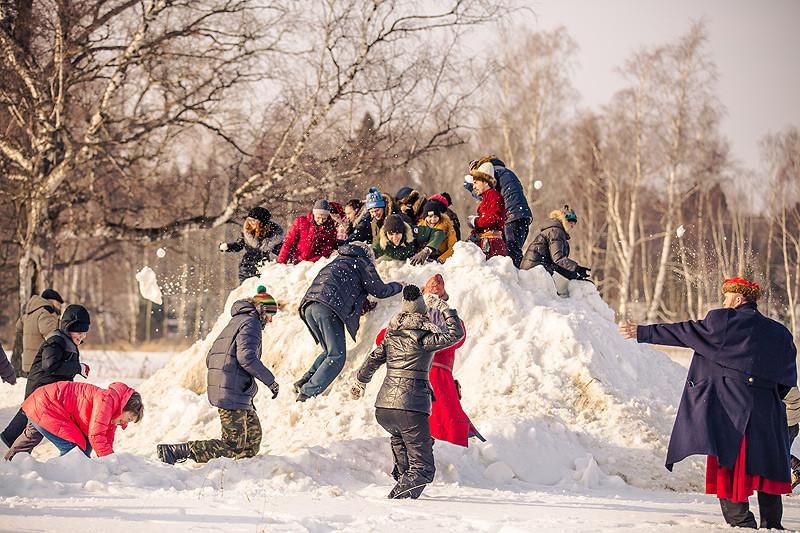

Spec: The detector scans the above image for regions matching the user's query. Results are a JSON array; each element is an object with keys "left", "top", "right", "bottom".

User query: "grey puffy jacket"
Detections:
[
  {"left": 356, "top": 309, "right": 464, "bottom": 414},
  {"left": 206, "top": 300, "right": 276, "bottom": 411},
  {"left": 520, "top": 218, "right": 578, "bottom": 273}
]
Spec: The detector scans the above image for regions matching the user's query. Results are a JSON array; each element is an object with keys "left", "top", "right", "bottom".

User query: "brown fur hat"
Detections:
[{"left": 721, "top": 277, "right": 762, "bottom": 302}]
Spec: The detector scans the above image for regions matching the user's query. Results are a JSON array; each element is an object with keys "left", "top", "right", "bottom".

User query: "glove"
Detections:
[
  {"left": 218, "top": 242, "right": 228, "bottom": 252},
  {"left": 575, "top": 266, "right": 591, "bottom": 279},
  {"left": 361, "top": 299, "right": 378, "bottom": 316},
  {"left": 423, "top": 293, "right": 450, "bottom": 313},
  {"left": 350, "top": 380, "right": 366, "bottom": 400},
  {"left": 409, "top": 247, "right": 432, "bottom": 266},
  {"left": 2, "top": 374, "right": 16, "bottom": 385},
  {"left": 464, "top": 174, "right": 474, "bottom": 184},
  {"left": 268, "top": 381, "right": 279, "bottom": 399},
  {"left": 79, "top": 363, "right": 90, "bottom": 379},
  {"left": 467, "top": 215, "right": 477, "bottom": 229}
]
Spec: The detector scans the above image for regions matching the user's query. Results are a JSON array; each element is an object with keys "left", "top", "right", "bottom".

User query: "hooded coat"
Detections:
[
  {"left": 520, "top": 212, "right": 578, "bottom": 274},
  {"left": 637, "top": 302, "right": 797, "bottom": 482},
  {"left": 25, "top": 305, "right": 89, "bottom": 397},
  {"left": 22, "top": 381, "right": 136, "bottom": 457},
  {"left": 206, "top": 300, "right": 276, "bottom": 411},
  {"left": 417, "top": 214, "right": 458, "bottom": 262},
  {"left": 277, "top": 212, "right": 338, "bottom": 264},
  {"left": 372, "top": 221, "right": 446, "bottom": 262},
  {"left": 224, "top": 221, "right": 285, "bottom": 281},
  {"left": 19, "top": 294, "right": 60, "bottom": 372},
  {"left": 300, "top": 243, "right": 402, "bottom": 340}
]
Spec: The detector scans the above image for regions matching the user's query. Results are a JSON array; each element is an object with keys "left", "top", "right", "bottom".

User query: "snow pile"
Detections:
[
  {"left": 111, "top": 242, "right": 700, "bottom": 495},
  {"left": 136, "top": 266, "right": 163, "bottom": 305}
]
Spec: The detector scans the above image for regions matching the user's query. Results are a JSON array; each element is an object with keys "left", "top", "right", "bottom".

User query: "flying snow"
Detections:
[{"left": 135, "top": 266, "right": 163, "bottom": 305}]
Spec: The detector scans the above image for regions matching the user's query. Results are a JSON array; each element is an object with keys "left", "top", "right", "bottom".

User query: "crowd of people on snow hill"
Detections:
[{"left": 4, "top": 153, "right": 800, "bottom": 525}]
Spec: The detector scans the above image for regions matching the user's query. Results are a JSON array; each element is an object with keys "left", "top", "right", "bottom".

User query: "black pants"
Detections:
[
  {"left": 504, "top": 218, "right": 530, "bottom": 269},
  {"left": 375, "top": 407, "right": 435, "bottom": 497},
  {"left": 1, "top": 409, "right": 29, "bottom": 447},
  {"left": 719, "top": 492, "right": 783, "bottom": 529}
]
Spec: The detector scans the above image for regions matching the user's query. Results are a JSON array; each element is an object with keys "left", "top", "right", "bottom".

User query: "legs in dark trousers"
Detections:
[
  {"left": 1, "top": 409, "right": 29, "bottom": 447},
  {"left": 504, "top": 218, "right": 531, "bottom": 269},
  {"left": 719, "top": 493, "right": 783, "bottom": 530},
  {"left": 376, "top": 407, "right": 435, "bottom": 499},
  {"left": 299, "top": 303, "right": 347, "bottom": 398}
]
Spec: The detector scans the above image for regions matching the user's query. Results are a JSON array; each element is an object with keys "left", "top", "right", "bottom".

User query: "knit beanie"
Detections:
[
  {"left": 247, "top": 206, "right": 271, "bottom": 225},
  {"left": 721, "top": 277, "right": 761, "bottom": 302},
  {"left": 422, "top": 273, "right": 449, "bottom": 301},
  {"left": 364, "top": 187, "right": 386, "bottom": 209},
  {"left": 429, "top": 193, "right": 450, "bottom": 207},
  {"left": 312, "top": 199, "right": 331, "bottom": 217},
  {"left": 41, "top": 288, "right": 64, "bottom": 304},
  {"left": 401, "top": 285, "right": 427, "bottom": 315},
  {"left": 422, "top": 200, "right": 445, "bottom": 218},
  {"left": 383, "top": 214, "right": 406, "bottom": 235},
  {"left": 395, "top": 187, "right": 413, "bottom": 201},
  {"left": 253, "top": 285, "right": 278, "bottom": 314}
]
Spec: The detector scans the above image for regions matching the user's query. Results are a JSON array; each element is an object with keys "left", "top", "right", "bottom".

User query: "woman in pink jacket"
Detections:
[{"left": 5, "top": 381, "right": 143, "bottom": 460}]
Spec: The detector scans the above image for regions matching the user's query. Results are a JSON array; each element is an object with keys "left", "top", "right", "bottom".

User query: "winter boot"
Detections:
[
  {"left": 293, "top": 377, "right": 310, "bottom": 394},
  {"left": 296, "top": 392, "right": 309, "bottom": 402},
  {"left": 157, "top": 443, "right": 190, "bottom": 465}
]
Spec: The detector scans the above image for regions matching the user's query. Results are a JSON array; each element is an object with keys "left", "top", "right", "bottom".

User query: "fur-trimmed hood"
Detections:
[
  {"left": 378, "top": 219, "right": 414, "bottom": 249},
  {"left": 387, "top": 311, "right": 441, "bottom": 334},
  {"left": 548, "top": 210, "right": 571, "bottom": 235}
]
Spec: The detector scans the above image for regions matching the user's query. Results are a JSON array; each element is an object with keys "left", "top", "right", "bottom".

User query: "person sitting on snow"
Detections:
[
  {"left": 416, "top": 200, "right": 458, "bottom": 263},
  {"left": 1, "top": 304, "right": 91, "bottom": 450},
  {"left": 520, "top": 205, "right": 591, "bottom": 281},
  {"left": 219, "top": 206, "right": 284, "bottom": 283},
  {"left": 5, "top": 381, "right": 143, "bottom": 460},
  {"left": 351, "top": 284, "right": 464, "bottom": 499},
  {"left": 277, "top": 199, "right": 338, "bottom": 264},
  {"left": 294, "top": 242, "right": 402, "bottom": 401},
  {"left": 347, "top": 187, "right": 395, "bottom": 244},
  {"left": 157, "top": 286, "right": 280, "bottom": 464},
  {"left": 372, "top": 214, "right": 445, "bottom": 265}
]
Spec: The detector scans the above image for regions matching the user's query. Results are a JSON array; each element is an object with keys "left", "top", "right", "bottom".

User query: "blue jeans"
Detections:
[
  {"left": 300, "top": 303, "right": 347, "bottom": 397},
  {"left": 504, "top": 218, "right": 531, "bottom": 269},
  {"left": 31, "top": 421, "right": 92, "bottom": 457}
]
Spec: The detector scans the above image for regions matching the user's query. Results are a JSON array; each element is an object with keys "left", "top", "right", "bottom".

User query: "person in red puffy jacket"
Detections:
[
  {"left": 4, "top": 381, "right": 143, "bottom": 460},
  {"left": 465, "top": 161, "right": 507, "bottom": 259},
  {"left": 277, "top": 199, "right": 338, "bottom": 264}
]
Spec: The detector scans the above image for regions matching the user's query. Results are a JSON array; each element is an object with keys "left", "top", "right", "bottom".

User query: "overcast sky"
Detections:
[{"left": 527, "top": 0, "right": 799, "bottom": 171}]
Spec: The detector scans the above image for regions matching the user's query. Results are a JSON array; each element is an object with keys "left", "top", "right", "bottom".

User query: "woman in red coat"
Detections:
[
  {"left": 374, "top": 274, "right": 483, "bottom": 447},
  {"left": 277, "top": 199, "right": 338, "bottom": 264},
  {"left": 5, "top": 381, "right": 143, "bottom": 459},
  {"left": 466, "top": 161, "right": 507, "bottom": 259}
]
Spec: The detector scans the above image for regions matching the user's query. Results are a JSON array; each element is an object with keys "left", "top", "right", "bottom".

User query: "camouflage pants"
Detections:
[{"left": 187, "top": 408, "right": 262, "bottom": 463}]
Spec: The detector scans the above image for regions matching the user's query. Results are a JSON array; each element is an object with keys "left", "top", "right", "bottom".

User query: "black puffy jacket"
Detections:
[
  {"left": 206, "top": 300, "right": 275, "bottom": 410},
  {"left": 301, "top": 243, "right": 402, "bottom": 340},
  {"left": 520, "top": 218, "right": 578, "bottom": 274},
  {"left": 356, "top": 309, "right": 464, "bottom": 414}
]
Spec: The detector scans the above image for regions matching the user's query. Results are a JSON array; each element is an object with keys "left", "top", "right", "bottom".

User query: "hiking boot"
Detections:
[
  {"left": 157, "top": 443, "right": 190, "bottom": 465},
  {"left": 296, "top": 393, "right": 310, "bottom": 402}
]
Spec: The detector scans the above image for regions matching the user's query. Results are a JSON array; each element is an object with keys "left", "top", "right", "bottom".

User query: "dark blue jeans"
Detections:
[
  {"left": 504, "top": 218, "right": 531, "bottom": 269},
  {"left": 300, "top": 303, "right": 347, "bottom": 397}
]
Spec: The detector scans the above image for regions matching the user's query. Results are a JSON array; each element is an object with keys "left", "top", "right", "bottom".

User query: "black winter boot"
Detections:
[{"left": 157, "top": 443, "right": 191, "bottom": 465}]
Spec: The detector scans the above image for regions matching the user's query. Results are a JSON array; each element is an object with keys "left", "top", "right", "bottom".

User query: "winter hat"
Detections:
[
  {"left": 364, "top": 187, "right": 386, "bottom": 209},
  {"left": 41, "top": 288, "right": 64, "bottom": 304},
  {"left": 422, "top": 273, "right": 449, "bottom": 301},
  {"left": 721, "top": 277, "right": 762, "bottom": 302},
  {"left": 401, "top": 285, "right": 427, "bottom": 315},
  {"left": 253, "top": 285, "right": 278, "bottom": 314},
  {"left": 312, "top": 199, "right": 331, "bottom": 217},
  {"left": 383, "top": 214, "right": 406, "bottom": 235},
  {"left": 562, "top": 204, "right": 578, "bottom": 223},
  {"left": 247, "top": 206, "right": 272, "bottom": 225},
  {"left": 329, "top": 201, "right": 345, "bottom": 217},
  {"left": 395, "top": 187, "right": 414, "bottom": 201},
  {"left": 422, "top": 200, "right": 445, "bottom": 218},
  {"left": 470, "top": 161, "right": 496, "bottom": 187},
  {"left": 429, "top": 193, "right": 450, "bottom": 207},
  {"left": 61, "top": 304, "right": 91, "bottom": 333}
]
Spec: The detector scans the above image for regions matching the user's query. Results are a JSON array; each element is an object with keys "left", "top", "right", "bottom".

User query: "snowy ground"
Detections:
[{"left": 1, "top": 244, "right": 798, "bottom": 532}]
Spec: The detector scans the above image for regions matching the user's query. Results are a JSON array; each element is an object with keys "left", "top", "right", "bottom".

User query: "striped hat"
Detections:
[{"left": 253, "top": 285, "right": 278, "bottom": 314}]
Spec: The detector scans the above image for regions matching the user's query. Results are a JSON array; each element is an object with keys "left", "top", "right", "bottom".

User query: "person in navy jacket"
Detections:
[{"left": 620, "top": 277, "right": 797, "bottom": 529}]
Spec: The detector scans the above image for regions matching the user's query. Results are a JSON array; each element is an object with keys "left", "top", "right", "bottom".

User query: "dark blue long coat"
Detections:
[
  {"left": 637, "top": 302, "right": 797, "bottom": 481},
  {"left": 463, "top": 159, "right": 532, "bottom": 223},
  {"left": 300, "top": 244, "right": 402, "bottom": 340}
]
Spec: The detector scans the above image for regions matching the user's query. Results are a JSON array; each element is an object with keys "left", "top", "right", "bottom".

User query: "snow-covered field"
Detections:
[{"left": 1, "top": 243, "right": 798, "bottom": 532}]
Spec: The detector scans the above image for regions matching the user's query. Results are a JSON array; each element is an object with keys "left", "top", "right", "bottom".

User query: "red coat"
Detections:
[
  {"left": 277, "top": 213, "right": 337, "bottom": 264},
  {"left": 472, "top": 189, "right": 507, "bottom": 259},
  {"left": 376, "top": 322, "right": 480, "bottom": 446},
  {"left": 22, "top": 381, "right": 135, "bottom": 457}
]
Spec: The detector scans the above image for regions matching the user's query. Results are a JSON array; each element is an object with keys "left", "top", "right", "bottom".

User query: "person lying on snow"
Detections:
[
  {"left": 351, "top": 284, "right": 464, "bottom": 499},
  {"left": 157, "top": 286, "right": 280, "bottom": 464},
  {"left": 372, "top": 214, "right": 445, "bottom": 265},
  {"left": 4, "top": 381, "right": 143, "bottom": 460}
]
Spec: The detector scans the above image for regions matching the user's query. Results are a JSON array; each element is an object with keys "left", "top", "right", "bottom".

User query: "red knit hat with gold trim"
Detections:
[{"left": 721, "top": 277, "right": 761, "bottom": 302}]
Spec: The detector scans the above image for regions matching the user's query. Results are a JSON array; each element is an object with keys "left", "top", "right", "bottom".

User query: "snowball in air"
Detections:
[
  {"left": 533, "top": 180, "right": 543, "bottom": 190},
  {"left": 136, "top": 267, "right": 163, "bottom": 305},
  {"left": 676, "top": 225, "right": 686, "bottom": 238},
  {"left": 156, "top": 248, "right": 167, "bottom": 258}
]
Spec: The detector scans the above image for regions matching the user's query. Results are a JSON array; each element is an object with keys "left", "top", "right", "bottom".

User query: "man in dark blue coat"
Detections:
[
  {"left": 156, "top": 286, "right": 280, "bottom": 464},
  {"left": 464, "top": 156, "right": 532, "bottom": 268},
  {"left": 621, "top": 277, "right": 797, "bottom": 529},
  {"left": 294, "top": 242, "right": 402, "bottom": 401}
]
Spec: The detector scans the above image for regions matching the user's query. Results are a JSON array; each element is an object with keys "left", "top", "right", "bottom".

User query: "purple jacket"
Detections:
[{"left": 637, "top": 302, "right": 797, "bottom": 481}]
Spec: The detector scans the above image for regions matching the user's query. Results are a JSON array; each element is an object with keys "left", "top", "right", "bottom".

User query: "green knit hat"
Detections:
[{"left": 253, "top": 285, "right": 278, "bottom": 314}]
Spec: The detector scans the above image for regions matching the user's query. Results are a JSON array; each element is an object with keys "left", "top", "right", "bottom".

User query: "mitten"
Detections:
[{"left": 350, "top": 380, "right": 366, "bottom": 400}]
